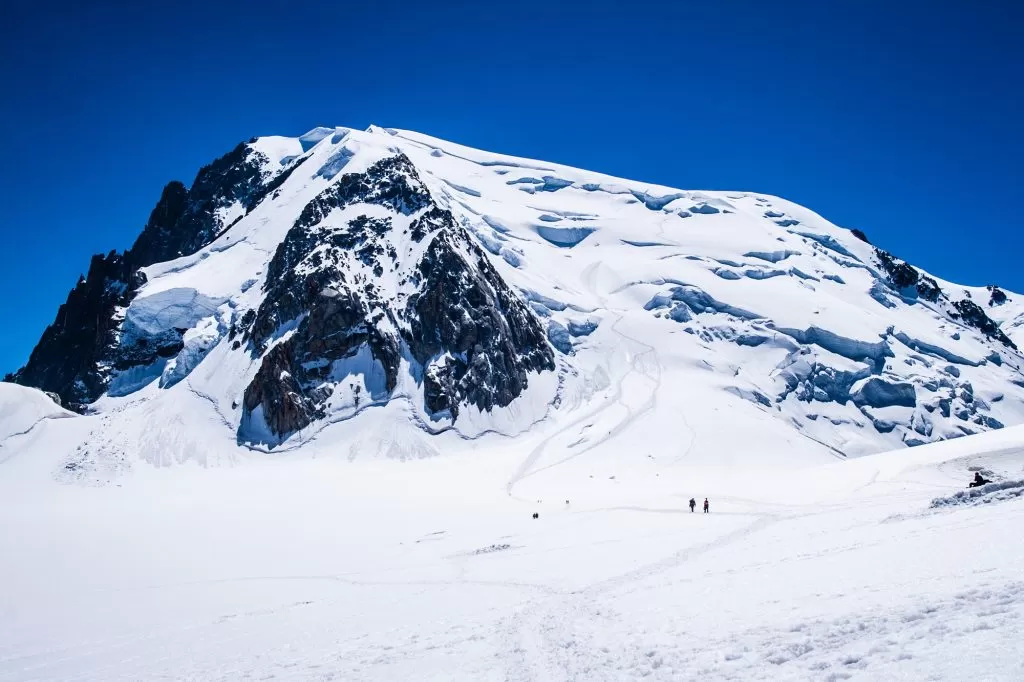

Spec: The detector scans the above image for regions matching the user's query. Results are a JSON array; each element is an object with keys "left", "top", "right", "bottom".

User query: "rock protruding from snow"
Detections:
[
  {"left": 10, "top": 138, "right": 292, "bottom": 410},
  {"left": 239, "top": 154, "right": 554, "bottom": 443}
]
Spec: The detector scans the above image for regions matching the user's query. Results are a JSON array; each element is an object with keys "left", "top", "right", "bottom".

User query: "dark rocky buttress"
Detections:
[
  {"left": 239, "top": 154, "right": 554, "bottom": 441},
  {"left": 407, "top": 229, "right": 555, "bottom": 417},
  {"left": 873, "top": 247, "right": 1015, "bottom": 350},
  {"left": 6, "top": 252, "right": 135, "bottom": 411},
  {"left": 9, "top": 140, "right": 285, "bottom": 410}
]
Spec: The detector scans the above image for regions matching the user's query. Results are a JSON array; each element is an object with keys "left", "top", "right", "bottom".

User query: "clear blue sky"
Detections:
[{"left": 1, "top": 0, "right": 1021, "bottom": 374}]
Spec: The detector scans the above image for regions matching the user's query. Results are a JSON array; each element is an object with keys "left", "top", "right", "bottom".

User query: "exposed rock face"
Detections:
[
  {"left": 10, "top": 140, "right": 287, "bottom": 410},
  {"left": 875, "top": 248, "right": 940, "bottom": 301},
  {"left": 126, "top": 181, "right": 191, "bottom": 266},
  {"left": 9, "top": 252, "right": 134, "bottom": 411},
  {"left": 406, "top": 227, "right": 554, "bottom": 417},
  {"left": 241, "top": 343, "right": 314, "bottom": 438},
  {"left": 874, "top": 247, "right": 1014, "bottom": 349},
  {"left": 953, "top": 299, "right": 1016, "bottom": 349},
  {"left": 293, "top": 154, "right": 432, "bottom": 225},
  {"left": 129, "top": 141, "right": 278, "bottom": 266},
  {"left": 239, "top": 154, "right": 554, "bottom": 441},
  {"left": 850, "top": 228, "right": 870, "bottom": 243}
]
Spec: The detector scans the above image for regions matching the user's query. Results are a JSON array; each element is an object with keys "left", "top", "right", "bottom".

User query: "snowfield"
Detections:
[{"left": 1, "top": 384, "right": 1023, "bottom": 680}]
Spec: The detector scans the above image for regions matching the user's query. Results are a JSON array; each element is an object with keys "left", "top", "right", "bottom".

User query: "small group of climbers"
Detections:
[{"left": 688, "top": 497, "right": 710, "bottom": 513}]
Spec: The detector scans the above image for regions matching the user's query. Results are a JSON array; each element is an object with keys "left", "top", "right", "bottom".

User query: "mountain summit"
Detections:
[{"left": 8, "top": 125, "right": 1024, "bottom": 462}]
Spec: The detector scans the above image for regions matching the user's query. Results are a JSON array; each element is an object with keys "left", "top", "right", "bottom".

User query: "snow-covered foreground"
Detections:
[{"left": 2, "top": 413, "right": 1023, "bottom": 681}]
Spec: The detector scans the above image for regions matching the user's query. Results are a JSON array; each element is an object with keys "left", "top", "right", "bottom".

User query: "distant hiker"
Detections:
[
  {"left": 532, "top": 512, "right": 539, "bottom": 519},
  {"left": 969, "top": 472, "right": 991, "bottom": 488},
  {"left": 689, "top": 498, "right": 696, "bottom": 513},
  {"left": 703, "top": 498, "right": 710, "bottom": 514}
]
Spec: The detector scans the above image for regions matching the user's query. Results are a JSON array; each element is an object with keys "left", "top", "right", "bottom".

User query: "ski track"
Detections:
[
  {"left": 495, "top": 496, "right": 1024, "bottom": 681},
  {"left": 506, "top": 261, "right": 664, "bottom": 499},
  {"left": 498, "top": 512, "right": 783, "bottom": 680}
]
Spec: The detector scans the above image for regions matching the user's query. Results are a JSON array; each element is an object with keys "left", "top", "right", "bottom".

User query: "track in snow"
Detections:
[{"left": 506, "top": 261, "right": 666, "bottom": 498}]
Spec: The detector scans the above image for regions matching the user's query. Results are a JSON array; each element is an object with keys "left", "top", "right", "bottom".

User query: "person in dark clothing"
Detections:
[
  {"left": 703, "top": 498, "right": 710, "bottom": 513},
  {"left": 969, "top": 472, "right": 991, "bottom": 488},
  {"left": 689, "top": 498, "right": 696, "bottom": 512}
]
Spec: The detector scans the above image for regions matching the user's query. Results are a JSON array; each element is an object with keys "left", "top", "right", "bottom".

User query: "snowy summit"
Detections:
[{"left": 2, "top": 125, "right": 1024, "bottom": 680}]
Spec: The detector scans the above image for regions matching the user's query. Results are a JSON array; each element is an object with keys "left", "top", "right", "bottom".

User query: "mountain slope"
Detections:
[{"left": 7, "top": 125, "right": 1024, "bottom": 462}]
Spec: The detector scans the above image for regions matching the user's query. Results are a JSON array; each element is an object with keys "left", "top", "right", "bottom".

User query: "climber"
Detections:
[
  {"left": 969, "top": 472, "right": 991, "bottom": 488},
  {"left": 703, "top": 498, "right": 710, "bottom": 513},
  {"left": 689, "top": 497, "right": 696, "bottom": 512}
]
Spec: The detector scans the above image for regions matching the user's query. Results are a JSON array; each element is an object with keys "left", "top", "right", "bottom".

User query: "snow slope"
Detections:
[
  {"left": 1, "top": 387, "right": 1023, "bottom": 680},
  {"left": 0, "top": 384, "right": 74, "bottom": 462}
]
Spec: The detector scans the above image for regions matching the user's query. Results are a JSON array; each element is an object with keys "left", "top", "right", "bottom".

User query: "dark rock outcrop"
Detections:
[
  {"left": 873, "top": 248, "right": 1014, "bottom": 349},
  {"left": 952, "top": 299, "right": 1016, "bottom": 349},
  {"left": 11, "top": 139, "right": 285, "bottom": 409},
  {"left": 240, "top": 154, "right": 554, "bottom": 441},
  {"left": 850, "top": 228, "right": 870, "bottom": 244},
  {"left": 242, "top": 343, "right": 315, "bottom": 437},
  {"left": 128, "top": 141, "right": 275, "bottom": 265},
  {"left": 293, "top": 154, "right": 431, "bottom": 229},
  {"left": 875, "top": 249, "right": 922, "bottom": 292},
  {"left": 406, "top": 227, "right": 554, "bottom": 417},
  {"left": 988, "top": 285, "right": 1008, "bottom": 306},
  {"left": 874, "top": 248, "right": 940, "bottom": 301},
  {"left": 8, "top": 252, "right": 134, "bottom": 411}
]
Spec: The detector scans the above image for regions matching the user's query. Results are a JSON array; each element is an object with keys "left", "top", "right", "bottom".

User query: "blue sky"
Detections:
[{"left": 1, "top": 0, "right": 1021, "bottom": 374}]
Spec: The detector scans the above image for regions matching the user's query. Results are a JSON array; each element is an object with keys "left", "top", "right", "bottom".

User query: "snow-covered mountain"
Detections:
[
  {"left": 8, "top": 125, "right": 1024, "bottom": 465},
  {"left": 5, "top": 126, "right": 1024, "bottom": 681}
]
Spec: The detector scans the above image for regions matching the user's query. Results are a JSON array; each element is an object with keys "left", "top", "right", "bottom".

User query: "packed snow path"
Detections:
[
  {"left": 2, "top": 417, "right": 1024, "bottom": 680},
  {"left": 507, "top": 261, "right": 667, "bottom": 498},
  {"left": 506, "top": 309, "right": 663, "bottom": 498}
]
